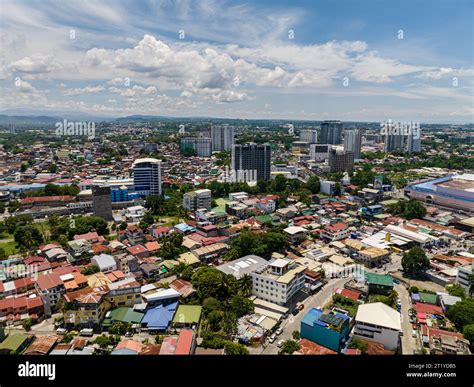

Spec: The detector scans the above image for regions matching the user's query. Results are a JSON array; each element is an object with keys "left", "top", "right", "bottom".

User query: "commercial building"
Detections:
[
  {"left": 384, "top": 129, "right": 421, "bottom": 154},
  {"left": 328, "top": 149, "right": 354, "bottom": 173},
  {"left": 133, "top": 158, "right": 162, "bottom": 197},
  {"left": 300, "top": 308, "right": 351, "bottom": 352},
  {"left": 405, "top": 174, "right": 474, "bottom": 212},
  {"left": 299, "top": 129, "right": 318, "bottom": 144},
  {"left": 92, "top": 185, "right": 113, "bottom": 220},
  {"left": 343, "top": 129, "right": 362, "bottom": 160},
  {"left": 456, "top": 263, "right": 472, "bottom": 292},
  {"left": 310, "top": 144, "right": 332, "bottom": 162},
  {"left": 353, "top": 302, "right": 401, "bottom": 350},
  {"left": 231, "top": 143, "right": 271, "bottom": 183},
  {"left": 183, "top": 189, "right": 212, "bottom": 211},
  {"left": 320, "top": 120, "right": 343, "bottom": 144},
  {"left": 180, "top": 137, "right": 212, "bottom": 157},
  {"left": 211, "top": 124, "right": 234, "bottom": 152}
]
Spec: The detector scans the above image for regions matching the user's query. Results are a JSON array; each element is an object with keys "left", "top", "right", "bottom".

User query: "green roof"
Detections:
[
  {"left": 172, "top": 305, "right": 202, "bottom": 324},
  {"left": 419, "top": 292, "right": 438, "bottom": 305},
  {"left": 103, "top": 307, "right": 144, "bottom": 326},
  {"left": 366, "top": 273, "right": 393, "bottom": 287},
  {"left": 0, "top": 334, "right": 29, "bottom": 352},
  {"left": 255, "top": 215, "right": 274, "bottom": 223}
]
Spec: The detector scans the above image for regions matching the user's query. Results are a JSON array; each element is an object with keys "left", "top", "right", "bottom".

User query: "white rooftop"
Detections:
[
  {"left": 355, "top": 302, "right": 401, "bottom": 331},
  {"left": 284, "top": 226, "right": 307, "bottom": 235},
  {"left": 270, "top": 258, "right": 290, "bottom": 268}
]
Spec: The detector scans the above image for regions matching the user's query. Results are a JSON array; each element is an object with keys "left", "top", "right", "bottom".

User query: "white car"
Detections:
[
  {"left": 268, "top": 334, "right": 276, "bottom": 343},
  {"left": 277, "top": 340, "right": 285, "bottom": 348},
  {"left": 276, "top": 328, "right": 283, "bottom": 335}
]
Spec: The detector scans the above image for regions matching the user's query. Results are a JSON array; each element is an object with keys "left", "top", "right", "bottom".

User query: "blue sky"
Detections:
[{"left": 0, "top": 0, "right": 472, "bottom": 122}]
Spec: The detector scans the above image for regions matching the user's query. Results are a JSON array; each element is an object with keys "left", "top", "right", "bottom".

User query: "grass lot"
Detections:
[
  {"left": 212, "top": 198, "right": 230, "bottom": 213},
  {"left": 0, "top": 241, "right": 19, "bottom": 258},
  {"left": 156, "top": 216, "right": 181, "bottom": 226},
  {"left": 330, "top": 295, "right": 359, "bottom": 317}
]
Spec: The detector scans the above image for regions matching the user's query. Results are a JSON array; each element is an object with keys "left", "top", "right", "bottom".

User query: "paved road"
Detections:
[
  {"left": 260, "top": 277, "right": 350, "bottom": 354},
  {"left": 395, "top": 283, "right": 419, "bottom": 354}
]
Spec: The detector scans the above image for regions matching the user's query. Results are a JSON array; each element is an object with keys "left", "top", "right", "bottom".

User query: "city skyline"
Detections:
[{"left": 0, "top": 0, "right": 473, "bottom": 123}]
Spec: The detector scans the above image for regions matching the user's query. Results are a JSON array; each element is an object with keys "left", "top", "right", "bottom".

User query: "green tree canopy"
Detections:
[{"left": 402, "top": 246, "right": 429, "bottom": 275}]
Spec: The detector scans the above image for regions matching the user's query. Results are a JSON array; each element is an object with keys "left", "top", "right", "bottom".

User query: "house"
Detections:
[
  {"left": 125, "top": 225, "right": 144, "bottom": 245},
  {"left": 141, "top": 285, "right": 181, "bottom": 306},
  {"left": 91, "top": 254, "right": 118, "bottom": 273},
  {"left": 150, "top": 225, "right": 174, "bottom": 239},
  {"left": 172, "top": 305, "right": 202, "bottom": 328},
  {"left": 300, "top": 308, "right": 351, "bottom": 352},
  {"left": 424, "top": 327, "right": 471, "bottom": 355},
  {"left": 73, "top": 231, "right": 104, "bottom": 244},
  {"left": 63, "top": 287, "right": 108, "bottom": 329},
  {"left": 353, "top": 302, "right": 401, "bottom": 351},
  {"left": 35, "top": 273, "right": 65, "bottom": 316},
  {"left": 366, "top": 273, "right": 394, "bottom": 295},
  {"left": 191, "top": 243, "right": 229, "bottom": 262},
  {"left": 114, "top": 253, "right": 139, "bottom": 275},
  {"left": 103, "top": 307, "right": 144, "bottom": 330},
  {"left": 175, "top": 329, "right": 196, "bottom": 354},
  {"left": 320, "top": 223, "right": 349, "bottom": 242},
  {"left": 44, "top": 247, "right": 69, "bottom": 262},
  {"left": 67, "top": 239, "right": 92, "bottom": 260},
  {"left": 437, "top": 293, "right": 461, "bottom": 314},
  {"left": 141, "top": 301, "right": 178, "bottom": 332},
  {"left": 23, "top": 335, "right": 59, "bottom": 355},
  {"left": 112, "top": 339, "right": 144, "bottom": 355},
  {"left": 0, "top": 295, "right": 44, "bottom": 322},
  {"left": 283, "top": 226, "right": 308, "bottom": 243},
  {"left": 127, "top": 245, "right": 149, "bottom": 259}
]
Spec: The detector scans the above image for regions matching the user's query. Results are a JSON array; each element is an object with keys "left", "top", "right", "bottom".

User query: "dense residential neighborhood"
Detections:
[{"left": 0, "top": 118, "right": 472, "bottom": 358}]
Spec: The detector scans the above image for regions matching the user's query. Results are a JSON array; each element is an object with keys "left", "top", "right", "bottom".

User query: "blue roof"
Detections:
[
  {"left": 411, "top": 293, "right": 420, "bottom": 301},
  {"left": 174, "top": 223, "right": 195, "bottom": 232},
  {"left": 301, "top": 307, "right": 323, "bottom": 326},
  {"left": 142, "top": 301, "right": 178, "bottom": 330}
]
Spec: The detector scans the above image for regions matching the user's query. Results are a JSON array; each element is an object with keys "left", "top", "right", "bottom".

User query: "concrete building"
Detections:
[
  {"left": 299, "top": 129, "right": 318, "bottom": 144},
  {"left": 92, "top": 185, "right": 113, "bottom": 220},
  {"left": 384, "top": 128, "right": 421, "bottom": 154},
  {"left": 328, "top": 149, "right": 354, "bottom": 173},
  {"left": 133, "top": 158, "right": 162, "bottom": 197},
  {"left": 180, "top": 137, "right": 212, "bottom": 157},
  {"left": 456, "top": 263, "right": 472, "bottom": 292},
  {"left": 211, "top": 124, "right": 234, "bottom": 152},
  {"left": 320, "top": 180, "right": 337, "bottom": 195},
  {"left": 231, "top": 143, "right": 271, "bottom": 183},
  {"left": 309, "top": 144, "right": 332, "bottom": 162},
  {"left": 353, "top": 302, "right": 401, "bottom": 350},
  {"left": 320, "top": 120, "right": 343, "bottom": 144},
  {"left": 343, "top": 129, "right": 362, "bottom": 160},
  {"left": 183, "top": 189, "right": 212, "bottom": 211},
  {"left": 405, "top": 174, "right": 474, "bottom": 212}
]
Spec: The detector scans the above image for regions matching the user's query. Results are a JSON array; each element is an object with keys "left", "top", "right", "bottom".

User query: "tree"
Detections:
[
  {"left": 463, "top": 324, "right": 474, "bottom": 351},
  {"left": 81, "top": 265, "right": 100, "bottom": 275},
  {"left": 202, "top": 297, "right": 222, "bottom": 317},
  {"left": 387, "top": 290, "right": 399, "bottom": 308},
  {"left": 333, "top": 182, "right": 341, "bottom": 196},
  {"left": 388, "top": 199, "right": 426, "bottom": 220},
  {"left": 229, "top": 294, "right": 254, "bottom": 318},
  {"left": 22, "top": 318, "right": 33, "bottom": 331},
  {"left": 207, "top": 310, "right": 223, "bottom": 332},
  {"left": 14, "top": 225, "right": 44, "bottom": 248},
  {"left": 109, "top": 322, "right": 131, "bottom": 335},
  {"left": 224, "top": 341, "right": 249, "bottom": 355},
  {"left": 180, "top": 266, "right": 194, "bottom": 281},
  {"left": 446, "top": 298, "right": 474, "bottom": 331},
  {"left": 469, "top": 274, "right": 474, "bottom": 296},
  {"left": 446, "top": 283, "right": 465, "bottom": 299},
  {"left": 306, "top": 175, "right": 320, "bottom": 194},
  {"left": 279, "top": 339, "right": 300, "bottom": 355},
  {"left": 0, "top": 248, "right": 6, "bottom": 261},
  {"left": 191, "top": 267, "right": 236, "bottom": 301},
  {"left": 237, "top": 274, "right": 253, "bottom": 297},
  {"left": 222, "top": 312, "right": 238, "bottom": 336},
  {"left": 292, "top": 330, "right": 300, "bottom": 340},
  {"left": 348, "top": 337, "right": 368, "bottom": 354},
  {"left": 402, "top": 246, "right": 429, "bottom": 275}
]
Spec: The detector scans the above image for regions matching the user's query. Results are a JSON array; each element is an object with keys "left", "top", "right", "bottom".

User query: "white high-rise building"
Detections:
[
  {"left": 133, "top": 158, "right": 162, "bottom": 197},
  {"left": 211, "top": 124, "right": 235, "bottom": 152},
  {"left": 310, "top": 144, "right": 332, "bottom": 162},
  {"left": 344, "top": 129, "right": 362, "bottom": 159},
  {"left": 299, "top": 129, "right": 318, "bottom": 144}
]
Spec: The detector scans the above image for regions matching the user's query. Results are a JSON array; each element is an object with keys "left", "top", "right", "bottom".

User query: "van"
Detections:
[{"left": 79, "top": 328, "right": 94, "bottom": 337}]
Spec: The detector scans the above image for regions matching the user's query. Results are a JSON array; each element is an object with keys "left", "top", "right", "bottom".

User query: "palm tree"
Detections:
[
  {"left": 238, "top": 274, "right": 253, "bottom": 297},
  {"left": 387, "top": 290, "right": 398, "bottom": 308}
]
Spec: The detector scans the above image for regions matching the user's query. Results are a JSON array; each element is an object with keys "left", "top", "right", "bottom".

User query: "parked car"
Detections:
[
  {"left": 56, "top": 328, "right": 67, "bottom": 335},
  {"left": 292, "top": 309, "right": 299, "bottom": 316},
  {"left": 268, "top": 334, "right": 276, "bottom": 343},
  {"left": 297, "top": 303, "right": 304, "bottom": 311},
  {"left": 277, "top": 340, "right": 285, "bottom": 348},
  {"left": 276, "top": 328, "right": 283, "bottom": 335},
  {"left": 125, "top": 332, "right": 134, "bottom": 338},
  {"left": 79, "top": 328, "right": 94, "bottom": 337}
]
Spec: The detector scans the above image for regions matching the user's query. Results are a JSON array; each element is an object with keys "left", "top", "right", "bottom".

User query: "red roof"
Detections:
[
  {"left": 21, "top": 195, "right": 75, "bottom": 204},
  {"left": 36, "top": 273, "right": 63, "bottom": 291},
  {"left": 13, "top": 277, "right": 34, "bottom": 289},
  {"left": 0, "top": 295, "right": 43, "bottom": 311},
  {"left": 414, "top": 302, "right": 443, "bottom": 316},
  {"left": 175, "top": 329, "right": 194, "bottom": 355},
  {"left": 325, "top": 222, "right": 347, "bottom": 232},
  {"left": 127, "top": 245, "right": 148, "bottom": 255},
  {"left": 73, "top": 231, "right": 100, "bottom": 241},
  {"left": 297, "top": 339, "right": 337, "bottom": 355},
  {"left": 341, "top": 288, "right": 361, "bottom": 301}
]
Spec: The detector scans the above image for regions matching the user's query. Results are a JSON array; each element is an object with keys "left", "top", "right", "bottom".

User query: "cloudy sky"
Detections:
[{"left": 0, "top": 0, "right": 473, "bottom": 122}]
